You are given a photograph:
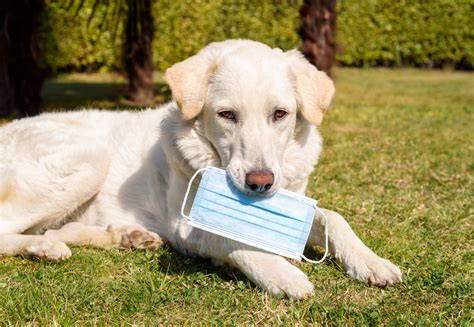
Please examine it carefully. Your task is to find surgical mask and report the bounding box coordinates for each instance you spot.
[181,167,328,263]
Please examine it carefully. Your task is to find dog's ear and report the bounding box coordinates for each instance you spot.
[286,50,335,125]
[165,52,216,120]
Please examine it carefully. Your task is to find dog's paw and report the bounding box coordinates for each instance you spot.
[110,226,164,251]
[25,238,72,261]
[344,250,402,287]
[263,264,314,299]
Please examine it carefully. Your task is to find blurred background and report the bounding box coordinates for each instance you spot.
[0,0,472,118]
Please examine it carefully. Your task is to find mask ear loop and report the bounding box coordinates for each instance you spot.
[181,167,210,221]
[301,207,329,264]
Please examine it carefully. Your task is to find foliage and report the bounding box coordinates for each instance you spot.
[41,0,125,73]
[152,0,302,71]
[40,0,302,73]
[39,0,473,71]
[337,0,474,68]
[1,68,472,324]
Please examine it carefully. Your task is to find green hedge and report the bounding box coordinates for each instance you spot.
[337,0,474,68]
[41,0,123,72]
[40,0,473,72]
[151,0,302,71]
[40,0,302,73]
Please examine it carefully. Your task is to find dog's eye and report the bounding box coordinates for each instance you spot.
[218,110,237,123]
[273,109,288,121]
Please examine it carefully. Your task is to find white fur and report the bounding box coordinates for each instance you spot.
[0,40,401,298]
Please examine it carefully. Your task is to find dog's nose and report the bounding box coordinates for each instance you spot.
[245,170,274,193]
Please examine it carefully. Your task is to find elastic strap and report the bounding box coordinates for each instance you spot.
[301,206,329,264]
[180,167,210,221]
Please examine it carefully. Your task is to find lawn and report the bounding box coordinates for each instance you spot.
[0,68,472,325]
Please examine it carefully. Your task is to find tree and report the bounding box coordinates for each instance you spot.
[0,0,47,118]
[123,0,154,104]
[74,0,155,105]
[298,0,338,76]
[0,0,156,119]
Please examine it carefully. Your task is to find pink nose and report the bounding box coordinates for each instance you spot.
[245,170,274,193]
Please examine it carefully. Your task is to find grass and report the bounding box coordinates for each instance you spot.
[40,72,170,110]
[1,68,473,325]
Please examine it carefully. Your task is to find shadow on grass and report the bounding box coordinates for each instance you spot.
[156,246,250,285]
[303,246,345,272]
[41,78,171,111]
[153,244,339,290]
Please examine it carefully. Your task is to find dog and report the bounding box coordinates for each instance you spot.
[0,40,402,298]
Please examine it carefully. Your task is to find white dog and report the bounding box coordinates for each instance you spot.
[0,40,401,298]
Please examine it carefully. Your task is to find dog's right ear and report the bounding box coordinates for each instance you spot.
[285,50,335,125]
[165,53,216,120]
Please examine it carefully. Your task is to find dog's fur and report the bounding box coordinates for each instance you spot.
[0,40,401,298]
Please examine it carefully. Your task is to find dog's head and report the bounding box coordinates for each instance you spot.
[165,40,334,195]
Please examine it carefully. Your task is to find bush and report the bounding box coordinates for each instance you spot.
[152,0,302,71]
[41,0,124,73]
[40,0,302,73]
[40,0,473,72]
[337,0,474,68]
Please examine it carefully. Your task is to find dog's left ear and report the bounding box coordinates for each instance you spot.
[286,50,335,125]
[165,52,216,120]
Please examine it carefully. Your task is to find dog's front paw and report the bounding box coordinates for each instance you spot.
[109,226,164,251]
[25,238,72,261]
[262,264,314,299]
[344,250,402,287]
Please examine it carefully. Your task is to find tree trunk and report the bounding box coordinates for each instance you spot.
[0,0,46,118]
[298,0,337,76]
[123,0,154,104]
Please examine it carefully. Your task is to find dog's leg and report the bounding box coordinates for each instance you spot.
[0,234,71,260]
[226,248,314,299]
[0,143,110,260]
[308,208,402,287]
[179,229,314,299]
[44,222,164,250]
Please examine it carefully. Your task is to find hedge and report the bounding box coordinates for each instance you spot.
[337,0,474,68]
[40,0,302,73]
[40,0,123,72]
[40,0,473,72]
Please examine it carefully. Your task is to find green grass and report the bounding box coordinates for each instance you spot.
[1,68,473,325]
[40,72,170,110]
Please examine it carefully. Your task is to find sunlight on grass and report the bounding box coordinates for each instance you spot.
[1,68,472,324]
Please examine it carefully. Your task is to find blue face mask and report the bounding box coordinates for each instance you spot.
[181,167,328,263]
